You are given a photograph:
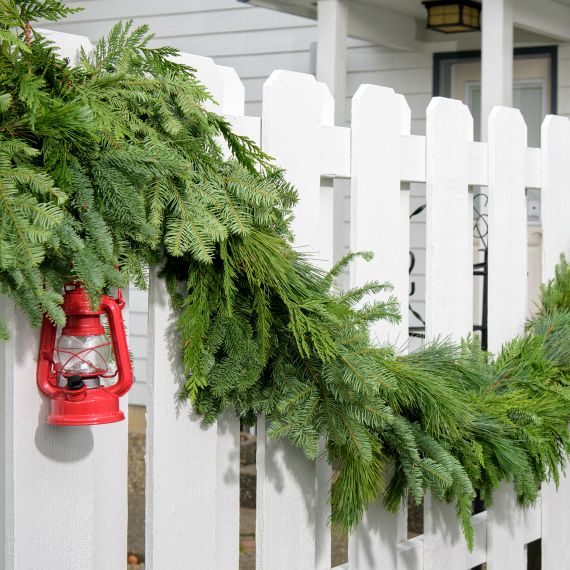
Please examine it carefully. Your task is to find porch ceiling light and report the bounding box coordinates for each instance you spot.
[422,0,481,34]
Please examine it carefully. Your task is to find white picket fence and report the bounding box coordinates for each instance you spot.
[1,29,570,570]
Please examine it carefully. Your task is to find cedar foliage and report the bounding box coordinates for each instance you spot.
[2,3,570,547]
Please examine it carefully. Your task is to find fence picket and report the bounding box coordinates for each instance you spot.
[146,270,217,568]
[485,106,528,570]
[425,98,473,343]
[257,70,325,570]
[348,84,411,570]
[145,54,242,570]
[0,30,128,570]
[487,107,527,353]
[541,114,570,570]
[424,98,473,569]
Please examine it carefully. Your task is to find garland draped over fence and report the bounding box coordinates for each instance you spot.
[2,1,570,548]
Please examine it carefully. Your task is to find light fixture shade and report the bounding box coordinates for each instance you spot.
[423,0,481,33]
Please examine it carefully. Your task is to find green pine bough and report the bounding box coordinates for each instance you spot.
[2,2,570,548]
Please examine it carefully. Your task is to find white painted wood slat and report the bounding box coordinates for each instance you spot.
[0,298,129,570]
[424,97,473,570]
[541,114,570,570]
[145,53,242,570]
[485,106,528,570]
[0,30,128,570]
[146,270,217,569]
[425,97,473,342]
[348,84,411,570]
[257,70,329,570]
[487,107,527,354]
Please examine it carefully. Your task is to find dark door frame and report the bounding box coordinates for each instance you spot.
[432,46,558,114]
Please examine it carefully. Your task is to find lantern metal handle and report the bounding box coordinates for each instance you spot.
[36,316,59,398]
[100,294,133,397]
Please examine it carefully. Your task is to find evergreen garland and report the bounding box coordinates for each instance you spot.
[2,2,570,548]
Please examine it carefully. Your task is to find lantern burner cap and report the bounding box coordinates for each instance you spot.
[66,375,85,391]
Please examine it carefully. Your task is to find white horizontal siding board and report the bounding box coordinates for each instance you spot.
[215,51,313,79]
[347,68,432,98]
[424,98,473,569]
[152,27,317,60]
[55,0,250,21]
[145,270,217,569]
[347,85,410,570]
[487,107,527,354]
[257,70,324,570]
[541,114,570,570]
[50,5,313,39]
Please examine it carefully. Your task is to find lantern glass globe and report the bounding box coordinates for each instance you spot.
[55,333,111,382]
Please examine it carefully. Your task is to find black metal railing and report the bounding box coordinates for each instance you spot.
[408,193,489,349]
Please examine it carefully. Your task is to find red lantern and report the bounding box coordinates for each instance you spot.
[36,282,133,426]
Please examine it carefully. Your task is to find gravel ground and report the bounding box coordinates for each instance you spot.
[128,430,348,569]
[238,507,348,570]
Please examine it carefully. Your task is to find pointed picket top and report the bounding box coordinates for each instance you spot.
[487,106,527,355]
[37,29,93,65]
[217,65,245,115]
[350,84,409,346]
[262,70,324,255]
[425,97,473,342]
[172,53,224,112]
[541,114,570,281]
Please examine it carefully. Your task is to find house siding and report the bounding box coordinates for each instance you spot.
[557,43,570,117]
